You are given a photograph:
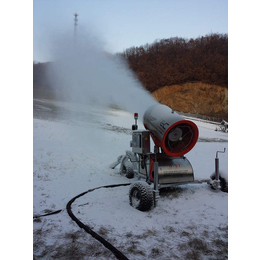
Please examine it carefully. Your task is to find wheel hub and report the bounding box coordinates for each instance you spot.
[131,190,141,208]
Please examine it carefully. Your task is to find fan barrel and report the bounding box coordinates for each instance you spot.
[143,104,199,157]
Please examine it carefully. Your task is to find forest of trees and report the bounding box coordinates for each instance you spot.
[34,33,228,94]
[118,33,228,92]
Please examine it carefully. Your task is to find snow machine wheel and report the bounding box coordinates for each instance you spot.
[211,175,228,193]
[122,160,134,179]
[129,181,153,211]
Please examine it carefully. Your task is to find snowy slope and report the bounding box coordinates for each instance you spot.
[33,99,228,259]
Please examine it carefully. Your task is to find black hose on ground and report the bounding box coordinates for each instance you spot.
[33,209,63,219]
[34,183,131,259]
[66,183,131,260]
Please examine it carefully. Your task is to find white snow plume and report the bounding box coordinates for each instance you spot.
[47,29,157,118]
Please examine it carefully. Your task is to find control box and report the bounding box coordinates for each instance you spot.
[131,130,150,154]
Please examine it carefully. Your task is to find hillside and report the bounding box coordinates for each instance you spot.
[120,33,228,119]
[120,33,228,91]
[34,34,228,119]
[152,82,228,120]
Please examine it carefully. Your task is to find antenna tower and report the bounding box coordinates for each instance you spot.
[73,13,79,46]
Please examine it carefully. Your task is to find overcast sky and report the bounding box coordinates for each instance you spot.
[33,0,228,62]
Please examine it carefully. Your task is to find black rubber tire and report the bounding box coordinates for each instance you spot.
[211,175,228,193]
[129,181,153,211]
[122,161,134,179]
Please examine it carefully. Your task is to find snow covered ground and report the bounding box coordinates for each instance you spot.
[33,98,228,259]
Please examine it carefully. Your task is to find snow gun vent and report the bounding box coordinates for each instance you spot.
[143,104,199,157]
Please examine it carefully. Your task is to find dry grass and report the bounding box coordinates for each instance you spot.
[177,225,228,260]
[33,228,114,260]
[34,217,227,260]
[118,224,228,260]
[152,82,228,119]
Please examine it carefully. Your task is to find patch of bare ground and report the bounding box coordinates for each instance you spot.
[34,218,227,260]
[33,219,114,260]
[152,82,228,120]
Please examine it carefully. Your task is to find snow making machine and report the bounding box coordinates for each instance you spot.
[110,104,226,211]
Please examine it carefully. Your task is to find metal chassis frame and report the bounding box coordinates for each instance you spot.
[127,150,213,207]
[114,148,225,208]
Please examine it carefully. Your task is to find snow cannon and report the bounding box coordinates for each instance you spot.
[110,104,205,212]
[110,104,227,212]
[143,104,199,157]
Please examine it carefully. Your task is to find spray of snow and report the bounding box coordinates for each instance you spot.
[47,28,157,119]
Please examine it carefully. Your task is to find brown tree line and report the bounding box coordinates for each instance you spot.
[34,33,227,94]
[118,33,228,92]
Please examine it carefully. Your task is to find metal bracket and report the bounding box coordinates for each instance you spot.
[153,156,160,208]
[214,148,226,191]
[216,148,226,158]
